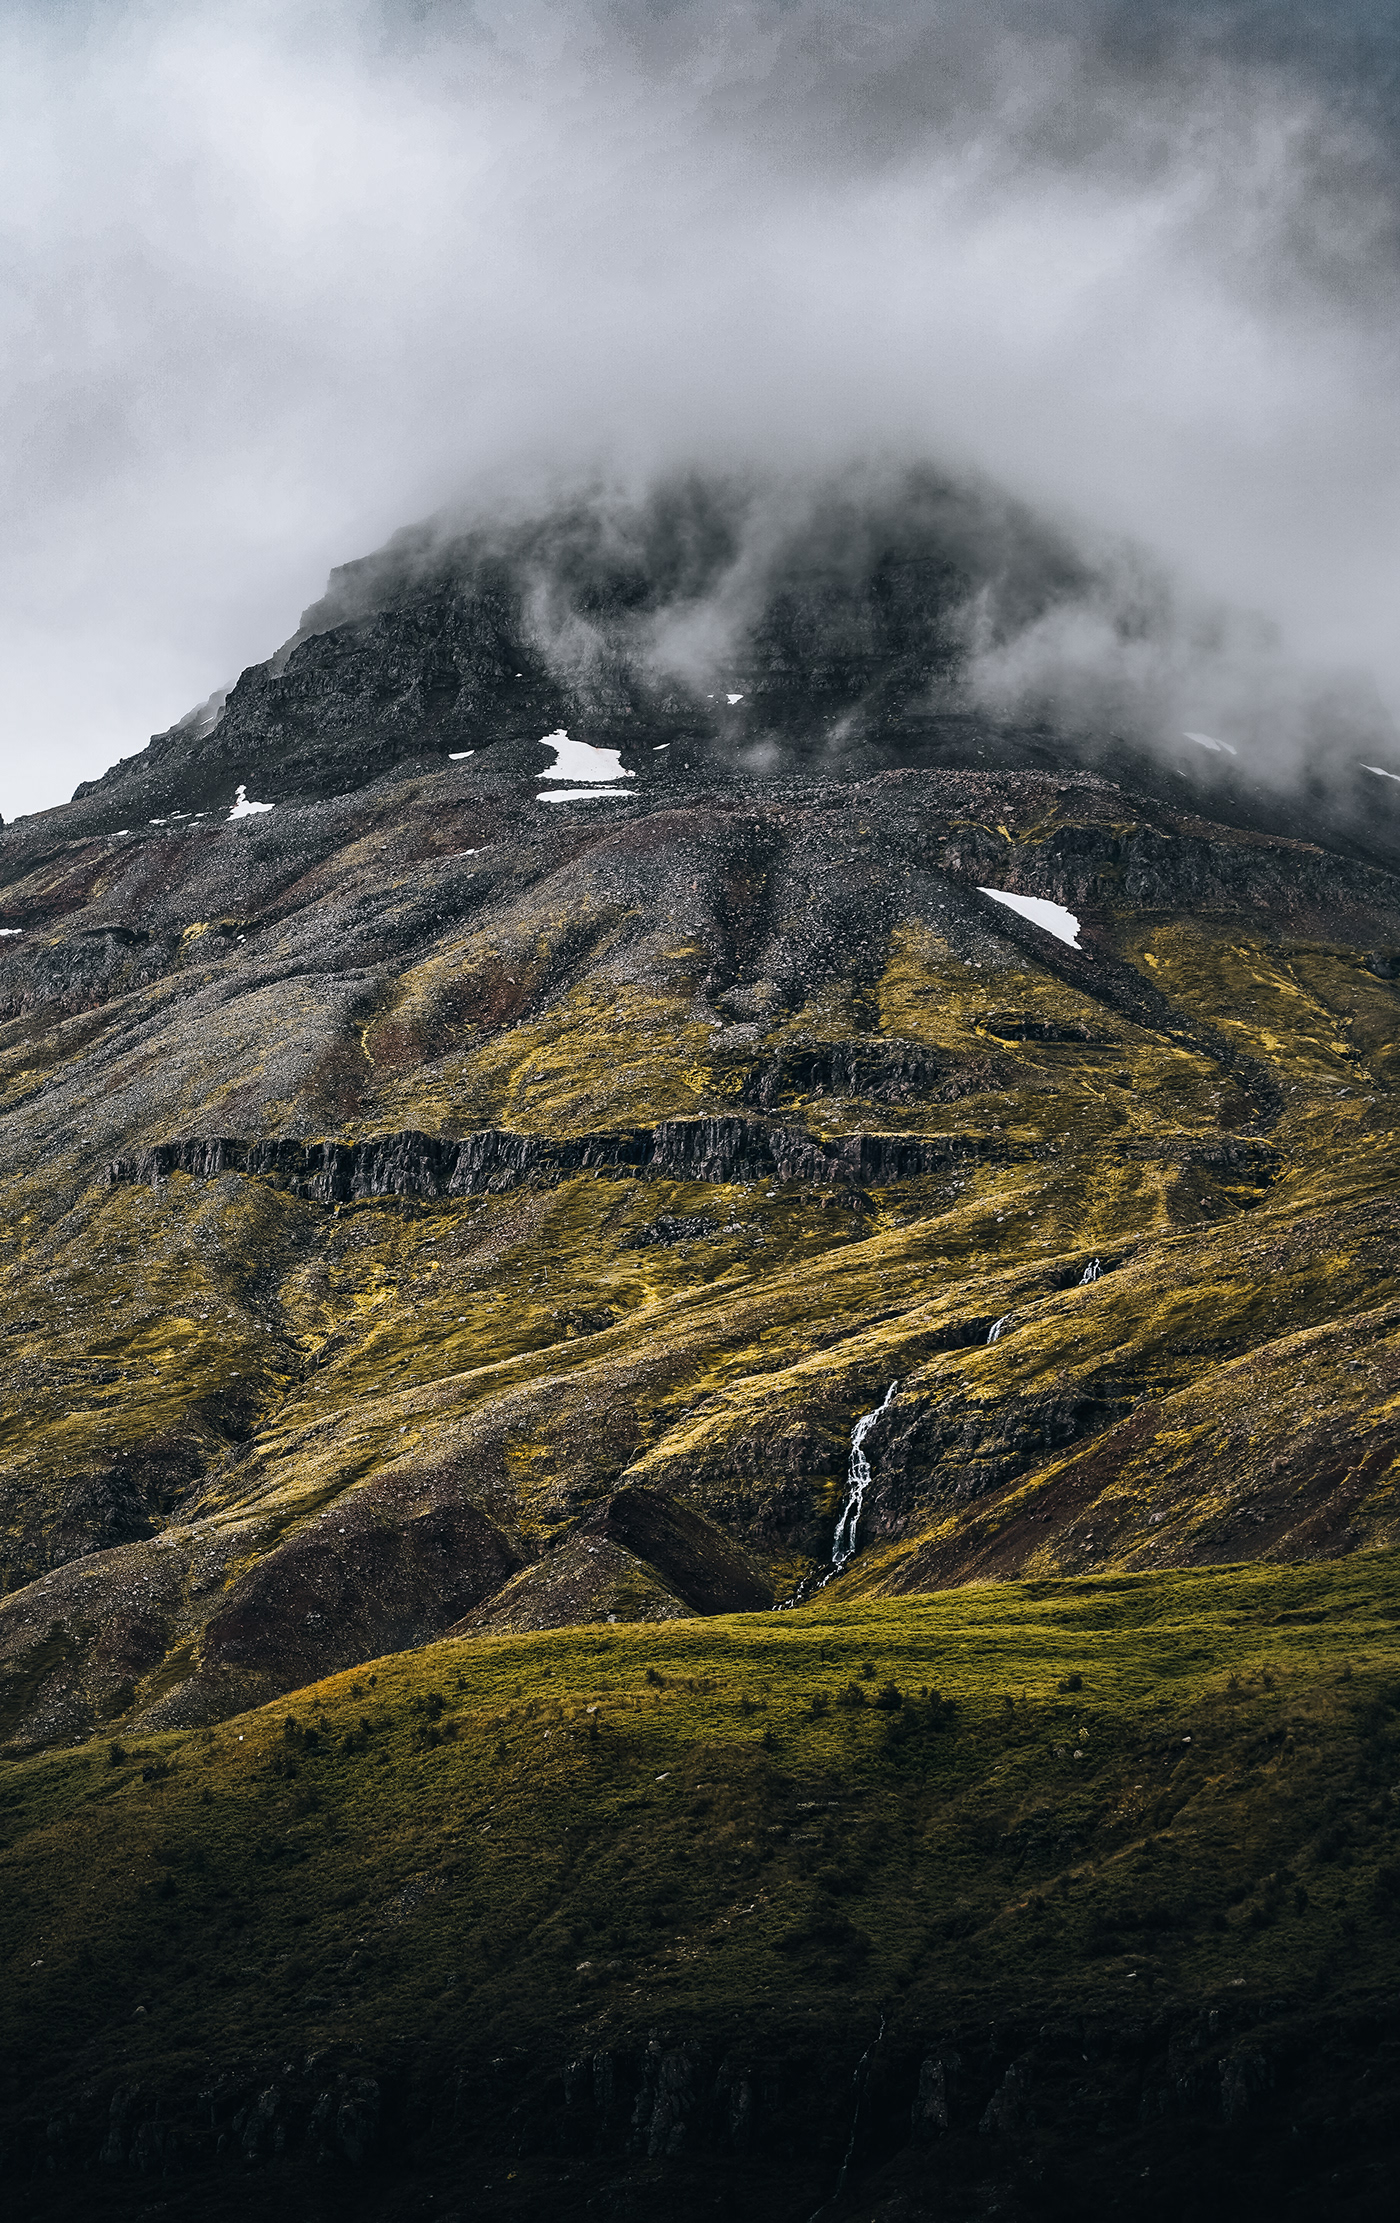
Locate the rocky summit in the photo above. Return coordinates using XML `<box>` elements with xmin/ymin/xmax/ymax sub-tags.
<box><xmin>4</xmin><ymin>478</ymin><xmax>1400</xmax><ymax>2221</ymax></box>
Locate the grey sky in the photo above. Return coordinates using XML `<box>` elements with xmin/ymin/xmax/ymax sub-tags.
<box><xmin>3</xmin><ymin>1</ymin><xmax>1397</xmax><ymax>820</ymax></box>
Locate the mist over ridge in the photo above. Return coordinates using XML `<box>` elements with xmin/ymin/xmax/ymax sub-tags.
<box><xmin>3</xmin><ymin>0</ymin><xmax>1398</xmax><ymax>819</ymax></box>
<box><xmin>263</xmin><ymin>459</ymin><xmax>1397</xmax><ymax>791</ymax></box>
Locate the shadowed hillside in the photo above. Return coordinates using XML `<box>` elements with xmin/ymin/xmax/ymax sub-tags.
<box><xmin>4</xmin><ymin>1560</ymin><xmax>1400</xmax><ymax>2221</ymax></box>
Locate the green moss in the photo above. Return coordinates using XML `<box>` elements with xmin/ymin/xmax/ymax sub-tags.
<box><xmin>4</xmin><ymin>1555</ymin><xmax>1400</xmax><ymax>2105</ymax></box>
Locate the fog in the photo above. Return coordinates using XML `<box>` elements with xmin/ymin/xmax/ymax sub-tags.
<box><xmin>2</xmin><ymin>0</ymin><xmax>1397</xmax><ymax>820</ymax></box>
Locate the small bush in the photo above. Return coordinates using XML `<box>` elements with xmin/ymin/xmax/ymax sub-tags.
<box><xmin>809</xmin><ymin>1692</ymin><xmax>830</xmax><ymax>1717</ymax></box>
<box><xmin>107</xmin><ymin>1741</ymin><xmax>127</xmax><ymax>1768</ymax></box>
<box><xmin>874</xmin><ymin>1682</ymin><xmax>904</xmax><ymax>1711</ymax></box>
<box><xmin>1058</xmin><ymin>1674</ymin><xmax>1083</xmax><ymax>1693</ymax></box>
<box><xmin>836</xmin><ymin>1683</ymin><xmax>867</xmax><ymax>1709</ymax></box>
<box><xmin>645</xmin><ymin>1667</ymin><xmax>663</xmax><ymax>1687</ymax></box>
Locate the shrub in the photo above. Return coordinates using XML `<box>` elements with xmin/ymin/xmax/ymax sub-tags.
<box><xmin>874</xmin><ymin>1683</ymin><xmax>904</xmax><ymax>1711</ymax></box>
<box><xmin>107</xmin><ymin>1741</ymin><xmax>127</xmax><ymax>1768</ymax></box>
<box><xmin>809</xmin><ymin>1692</ymin><xmax>830</xmax><ymax>1717</ymax></box>
<box><xmin>1058</xmin><ymin>1674</ymin><xmax>1083</xmax><ymax>1693</ymax></box>
<box><xmin>645</xmin><ymin>1667</ymin><xmax>663</xmax><ymax>1687</ymax></box>
<box><xmin>836</xmin><ymin>1683</ymin><xmax>867</xmax><ymax>1709</ymax></box>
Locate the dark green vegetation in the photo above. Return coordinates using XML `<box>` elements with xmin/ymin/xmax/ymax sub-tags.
<box><xmin>5</xmin><ymin>480</ymin><xmax>1400</xmax><ymax>2214</ymax></box>
<box><xmin>4</xmin><ymin>1559</ymin><xmax>1400</xmax><ymax>2219</ymax></box>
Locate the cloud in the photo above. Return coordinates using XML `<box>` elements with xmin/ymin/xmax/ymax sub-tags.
<box><xmin>1</xmin><ymin>1</ymin><xmax>1397</xmax><ymax>817</ymax></box>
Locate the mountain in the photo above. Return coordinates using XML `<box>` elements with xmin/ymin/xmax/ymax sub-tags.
<box><xmin>3</xmin><ymin>473</ymin><xmax>1400</xmax><ymax>2220</ymax></box>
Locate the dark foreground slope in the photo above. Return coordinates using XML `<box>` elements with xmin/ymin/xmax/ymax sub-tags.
<box><xmin>3</xmin><ymin>1558</ymin><xmax>1400</xmax><ymax>2223</ymax></box>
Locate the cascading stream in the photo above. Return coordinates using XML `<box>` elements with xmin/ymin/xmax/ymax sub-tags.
<box><xmin>772</xmin><ymin>1380</ymin><xmax>898</xmax><ymax>1610</ymax></box>
<box><xmin>808</xmin><ymin>2012</ymin><xmax>888</xmax><ymax>2221</ymax></box>
<box><xmin>830</xmin><ymin>1380</ymin><xmax>898</xmax><ymax>1571</ymax></box>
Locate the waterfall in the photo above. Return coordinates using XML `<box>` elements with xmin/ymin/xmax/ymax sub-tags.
<box><xmin>830</xmin><ymin>1381</ymin><xmax>898</xmax><ymax>1571</ymax></box>
<box><xmin>986</xmin><ymin>1314</ymin><xmax>1011</xmax><ymax>1343</ymax></box>
<box><xmin>1081</xmin><ymin>1257</ymin><xmax>1101</xmax><ymax>1283</ymax></box>
<box><xmin>808</xmin><ymin>2013</ymin><xmax>887</xmax><ymax>2221</ymax></box>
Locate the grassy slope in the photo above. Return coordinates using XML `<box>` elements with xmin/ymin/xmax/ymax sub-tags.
<box><xmin>8</xmin><ymin>905</ymin><xmax>1400</xmax><ymax>1745</ymax></box>
<box><xmin>4</xmin><ymin>1553</ymin><xmax>1400</xmax><ymax>2218</ymax></box>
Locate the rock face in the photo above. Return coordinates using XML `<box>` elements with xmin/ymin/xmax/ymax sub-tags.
<box><xmin>107</xmin><ymin>1116</ymin><xmax>1014</xmax><ymax>1202</ymax></box>
<box><xmin>4</xmin><ymin>480</ymin><xmax>1400</xmax><ymax>1748</ymax></box>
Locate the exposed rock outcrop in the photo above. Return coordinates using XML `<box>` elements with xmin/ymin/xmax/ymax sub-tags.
<box><xmin>107</xmin><ymin>1117</ymin><xmax>1016</xmax><ymax>1204</ymax></box>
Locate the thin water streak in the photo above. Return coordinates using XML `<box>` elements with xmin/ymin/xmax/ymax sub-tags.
<box><xmin>831</xmin><ymin>1380</ymin><xmax>899</xmax><ymax>1570</ymax></box>
<box><xmin>808</xmin><ymin>2012</ymin><xmax>888</xmax><ymax>2222</ymax></box>
<box><xmin>773</xmin><ymin>1380</ymin><xmax>898</xmax><ymax>1609</ymax></box>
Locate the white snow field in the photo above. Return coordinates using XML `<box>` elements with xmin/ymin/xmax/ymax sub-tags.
<box><xmin>538</xmin><ymin>731</ymin><xmax>633</xmax><ymax>783</ymax></box>
<box><xmin>228</xmin><ymin>784</ymin><xmax>274</xmax><ymax>819</ymax></box>
<box><xmin>976</xmin><ymin>887</ymin><xmax>1083</xmax><ymax>949</ymax></box>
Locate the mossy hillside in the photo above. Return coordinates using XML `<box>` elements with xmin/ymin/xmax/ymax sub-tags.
<box><xmin>6</xmin><ymin>1075</ymin><xmax>1400</xmax><ymax>1739</ymax></box>
<box><xmin>4</xmin><ymin>1556</ymin><xmax>1400</xmax><ymax>2219</ymax></box>
<box><xmin>6</xmin><ymin>765</ymin><xmax>1400</xmax><ymax>1746</ymax></box>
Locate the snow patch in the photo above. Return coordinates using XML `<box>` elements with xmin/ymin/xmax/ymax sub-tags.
<box><xmin>538</xmin><ymin>730</ymin><xmax>633</xmax><ymax>783</ymax></box>
<box><xmin>0</xmin><ymin>928</ymin><xmax>21</xmax><ymax>937</ymax></box>
<box><xmin>1183</xmin><ymin>730</ymin><xmax>1238</xmax><ymax>756</ymax></box>
<box><xmin>536</xmin><ymin>788</ymin><xmax>634</xmax><ymax>804</ymax></box>
<box><xmin>1361</xmin><ymin>764</ymin><xmax>1400</xmax><ymax>783</ymax></box>
<box><xmin>448</xmin><ymin>750</ymin><xmax>474</xmax><ymax>760</ymax></box>
<box><xmin>726</xmin><ymin>692</ymin><xmax>744</xmax><ymax>704</ymax></box>
<box><xmin>228</xmin><ymin>784</ymin><xmax>274</xmax><ymax>820</ymax></box>
<box><xmin>977</xmin><ymin>886</ymin><xmax>1083</xmax><ymax>949</ymax></box>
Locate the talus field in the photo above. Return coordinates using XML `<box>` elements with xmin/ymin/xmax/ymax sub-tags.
<box><xmin>3</xmin><ymin>479</ymin><xmax>1400</xmax><ymax>2220</ymax></box>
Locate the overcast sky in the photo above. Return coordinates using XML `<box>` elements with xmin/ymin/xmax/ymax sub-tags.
<box><xmin>2</xmin><ymin>0</ymin><xmax>1397</xmax><ymax>821</ymax></box>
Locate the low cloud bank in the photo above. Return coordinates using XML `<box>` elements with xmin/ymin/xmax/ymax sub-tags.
<box><xmin>1</xmin><ymin>2</ymin><xmax>1396</xmax><ymax>816</ymax></box>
